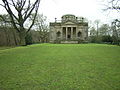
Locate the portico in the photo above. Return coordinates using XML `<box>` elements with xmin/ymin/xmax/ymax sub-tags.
<box><xmin>49</xmin><ymin>14</ymin><xmax>88</xmax><ymax>43</ymax></box>
<box><xmin>62</xmin><ymin>27</ymin><xmax>77</xmax><ymax>40</ymax></box>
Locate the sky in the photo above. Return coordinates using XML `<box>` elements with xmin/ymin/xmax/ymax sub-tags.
<box><xmin>0</xmin><ymin>0</ymin><xmax>119</xmax><ymax>25</ymax></box>
<box><xmin>38</xmin><ymin>0</ymin><xmax>120</xmax><ymax>24</ymax></box>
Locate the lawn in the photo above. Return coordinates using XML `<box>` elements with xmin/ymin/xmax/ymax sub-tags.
<box><xmin>0</xmin><ymin>44</ymin><xmax>120</xmax><ymax>90</ymax></box>
<box><xmin>0</xmin><ymin>47</ymin><xmax>14</xmax><ymax>50</ymax></box>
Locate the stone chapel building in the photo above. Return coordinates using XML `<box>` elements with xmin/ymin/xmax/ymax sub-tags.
<box><xmin>49</xmin><ymin>14</ymin><xmax>88</xmax><ymax>43</ymax></box>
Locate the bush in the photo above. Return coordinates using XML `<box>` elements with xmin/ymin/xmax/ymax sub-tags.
<box><xmin>102</xmin><ymin>35</ymin><xmax>113</xmax><ymax>43</ymax></box>
<box><xmin>25</xmin><ymin>33</ymin><xmax>33</xmax><ymax>45</ymax></box>
<box><xmin>89</xmin><ymin>36</ymin><xmax>102</xmax><ymax>43</ymax></box>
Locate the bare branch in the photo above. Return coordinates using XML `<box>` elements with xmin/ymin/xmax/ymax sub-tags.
<box><xmin>27</xmin><ymin>0</ymin><xmax>40</xmax><ymax>33</ymax></box>
<box><xmin>21</xmin><ymin>0</ymin><xmax>26</xmax><ymax>11</ymax></box>
<box><xmin>0</xmin><ymin>15</ymin><xmax>11</xmax><ymax>23</ymax></box>
<box><xmin>2</xmin><ymin>0</ymin><xmax>20</xmax><ymax>32</ymax></box>
<box><xmin>0</xmin><ymin>4</ymin><xmax>5</xmax><ymax>7</ymax></box>
<box><xmin>24</xmin><ymin>0</ymin><xmax>40</xmax><ymax>21</ymax></box>
<box><xmin>108</xmin><ymin>0</ymin><xmax>120</xmax><ymax>12</ymax></box>
<box><xmin>1</xmin><ymin>0</ymin><xmax>41</xmax><ymax>45</ymax></box>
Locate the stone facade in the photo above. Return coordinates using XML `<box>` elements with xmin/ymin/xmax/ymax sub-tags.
<box><xmin>49</xmin><ymin>14</ymin><xmax>88</xmax><ymax>43</ymax></box>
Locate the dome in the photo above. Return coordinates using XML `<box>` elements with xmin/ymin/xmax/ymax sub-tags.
<box><xmin>61</xmin><ymin>14</ymin><xmax>76</xmax><ymax>22</ymax></box>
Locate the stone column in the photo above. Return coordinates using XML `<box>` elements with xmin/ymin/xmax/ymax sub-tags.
<box><xmin>76</xmin><ymin>28</ymin><xmax>77</xmax><ymax>40</ymax></box>
<box><xmin>61</xmin><ymin>28</ymin><xmax>63</xmax><ymax>40</ymax></box>
<box><xmin>71</xmin><ymin>27</ymin><xmax>73</xmax><ymax>40</ymax></box>
<box><xmin>66</xmin><ymin>27</ymin><xmax>68</xmax><ymax>40</ymax></box>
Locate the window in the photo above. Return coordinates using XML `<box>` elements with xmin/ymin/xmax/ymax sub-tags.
<box><xmin>56</xmin><ymin>31</ymin><xmax>61</xmax><ymax>37</ymax></box>
<box><xmin>78</xmin><ymin>31</ymin><xmax>81</xmax><ymax>37</ymax></box>
<box><xmin>73</xmin><ymin>27</ymin><xmax>76</xmax><ymax>35</ymax></box>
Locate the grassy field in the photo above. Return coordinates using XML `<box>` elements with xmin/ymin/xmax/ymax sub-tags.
<box><xmin>0</xmin><ymin>44</ymin><xmax>120</xmax><ymax>90</ymax></box>
<box><xmin>0</xmin><ymin>47</ymin><xmax>14</xmax><ymax>50</ymax></box>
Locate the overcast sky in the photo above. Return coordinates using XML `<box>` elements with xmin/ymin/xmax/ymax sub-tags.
<box><xmin>39</xmin><ymin>0</ymin><xmax>119</xmax><ymax>24</ymax></box>
<box><xmin>0</xmin><ymin>0</ymin><xmax>119</xmax><ymax>25</ymax></box>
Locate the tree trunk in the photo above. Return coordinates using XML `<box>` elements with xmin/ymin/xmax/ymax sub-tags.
<box><xmin>12</xmin><ymin>29</ymin><xmax>18</xmax><ymax>46</ymax></box>
<box><xmin>19</xmin><ymin>29</ymin><xmax>26</xmax><ymax>46</ymax></box>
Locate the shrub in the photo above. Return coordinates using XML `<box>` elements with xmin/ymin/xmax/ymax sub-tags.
<box><xmin>25</xmin><ymin>33</ymin><xmax>33</xmax><ymax>45</ymax></box>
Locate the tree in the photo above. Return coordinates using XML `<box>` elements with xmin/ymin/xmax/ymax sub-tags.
<box><xmin>94</xmin><ymin>20</ymin><xmax>100</xmax><ymax>37</ymax></box>
<box><xmin>111</xmin><ymin>19</ymin><xmax>120</xmax><ymax>44</ymax></box>
<box><xmin>30</xmin><ymin>14</ymin><xmax>49</xmax><ymax>43</ymax></box>
<box><xmin>90</xmin><ymin>27</ymin><xmax>97</xmax><ymax>36</ymax></box>
<box><xmin>102</xmin><ymin>35</ymin><xmax>113</xmax><ymax>43</ymax></box>
<box><xmin>105</xmin><ymin>0</ymin><xmax>120</xmax><ymax>12</ymax></box>
<box><xmin>101</xmin><ymin>0</ymin><xmax>120</xmax><ymax>44</ymax></box>
<box><xmin>0</xmin><ymin>14</ymin><xmax>20</xmax><ymax>46</ymax></box>
<box><xmin>89</xmin><ymin>27</ymin><xmax>97</xmax><ymax>43</ymax></box>
<box><xmin>0</xmin><ymin>14</ymin><xmax>9</xmax><ymax>46</ymax></box>
<box><xmin>99</xmin><ymin>24</ymin><xmax>110</xmax><ymax>36</ymax></box>
<box><xmin>25</xmin><ymin>32</ymin><xmax>33</xmax><ymax>45</ymax></box>
<box><xmin>0</xmin><ymin>0</ymin><xmax>40</xmax><ymax>46</ymax></box>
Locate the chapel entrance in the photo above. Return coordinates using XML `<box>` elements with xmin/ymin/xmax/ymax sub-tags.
<box><xmin>62</xmin><ymin>27</ymin><xmax>77</xmax><ymax>40</ymax></box>
<box><xmin>67</xmin><ymin>27</ymin><xmax>71</xmax><ymax>40</ymax></box>
<box><xmin>67</xmin><ymin>35</ymin><xmax>71</xmax><ymax>39</ymax></box>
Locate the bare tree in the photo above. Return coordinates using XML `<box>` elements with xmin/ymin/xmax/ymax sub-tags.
<box><xmin>90</xmin><ymin>27</ymin><xmax>97</xmax><ymax>36</ymax></box>
<box><xmin>0</xmin><ymin>0</ymin><xmax>40</xmax><ymax>46</ymax></box>
<box><xmin>30</xmin><ymin>14</ymin><xmax>49</xmax><ymax>43</ymax></box>
<box><xmin>0</xmin><ymin>14</ymin><xmax>20</xmax><ymax>46</ymax></box>
<box><xmin>0</xmin><ymin>14</ymin><xmax>11</xmax><ymax>46</ymax></box>
<box><xmin>99</xmin><ymin>24</ymin><xmax>110</xmax><ymax>36</ymax></box>
<box><xmin>94</xmin><ymin>20</ymin><xmax>100</xmax><ymax>37</ymax></box>
<box><xmin>111</xmin><ymin>19</ymin><xmax>120</xmax><ymax>44</ymax></box>
<box><xmin>101</xmin><ymin>0</ymin><xmax>120</xmax><ymax>44</ymax></box>
<box><xmin>103</xmin><ymin>0</ymin><xmax>120</xmax><ymax>12</ymax></box>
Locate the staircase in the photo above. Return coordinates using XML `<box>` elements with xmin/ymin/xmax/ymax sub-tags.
<box><xmin>61</xmin><ymin>40</ymin><xmax>78</xmax><ymax>44</ymax></box>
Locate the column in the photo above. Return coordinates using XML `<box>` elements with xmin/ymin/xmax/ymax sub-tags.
<box><xmin>61</xmin><ymin>28</ymin><xmax>63</xmax><ymax>40</ymax></box>
<box><xmin>76</xmin><ymin>28</ymin><xmax>77</xmax><ymax>40</ymax></box>
<box><xmin>66</xmin><ymin>27</ymin><xmax>68</xmax><ymax>40</ymax></box>
<box><xmin>71</xmin><ymin>27</ymin><xmax>73</xmax><ymax>40</ymax></box>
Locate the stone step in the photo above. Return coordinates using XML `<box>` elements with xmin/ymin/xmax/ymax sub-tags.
<box><xmin>61</xmin><ymin>41</ymin><xmax>78</xmax><ymax>44</ymax></box>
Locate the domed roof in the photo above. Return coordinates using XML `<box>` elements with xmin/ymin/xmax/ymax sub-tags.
<box><xmin>61</xmin><ymin>14</ymin><xmax>77</xmax><ymax>23</ymax></box>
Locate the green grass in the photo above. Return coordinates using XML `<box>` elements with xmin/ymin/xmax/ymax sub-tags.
<box><xmin>0</xmin><ymin>44</ymin><xmax>120</xmax><ymax>90</ymax></box>
<box><xmin>0</xmin><ymin>46</ymin><xmax>14</xmax><ymax>50</ymax></box>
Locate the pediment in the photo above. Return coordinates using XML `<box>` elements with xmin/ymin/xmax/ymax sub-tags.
<box><xmin>64</xmin><ymin>21</ymin><xmax>76</xmax><ymax>25</ymax></box>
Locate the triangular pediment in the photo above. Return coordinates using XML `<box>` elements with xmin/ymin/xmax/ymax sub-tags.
<box><xmin>64</xmin><ymin>21</ymin><xmax>76</xmax><ymax>25</ymax></box>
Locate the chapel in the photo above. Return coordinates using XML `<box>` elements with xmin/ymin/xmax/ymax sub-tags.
<box><xmin>49</xmin><ymin>14</ymin><xmax>88</xmax><ymax>43</ymax></box>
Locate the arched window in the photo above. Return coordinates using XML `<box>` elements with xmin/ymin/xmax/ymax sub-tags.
<box><xmin>78</xmin><ymin>31</ymin><xmax>81</xmax><ymax>37</ymax></box>
<box><xmin>56</xmin><ymin>31</ymin><xmax>61</xmax><ymax>37</ymax></box>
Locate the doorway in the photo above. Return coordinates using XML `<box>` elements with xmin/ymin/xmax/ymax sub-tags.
<box><xmin>67</xmin><ymin>35</ymin><xmax>71</xmax><ymax>39</ymax></box>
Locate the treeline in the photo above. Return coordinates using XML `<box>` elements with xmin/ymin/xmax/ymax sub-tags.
<box><xmin>89</xmin><ymin>20</ymin><xmax>120</xmax><ymax>45</ymax></box>
<box><xmin>0</xmin><ymin>27</ymin><xmax>49</xmax><ymax>46</ymax></box>
<box><xmin>0</xmin><ymin>14</ymin><xmax>49</xmax><ymax>46</ymax></box>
